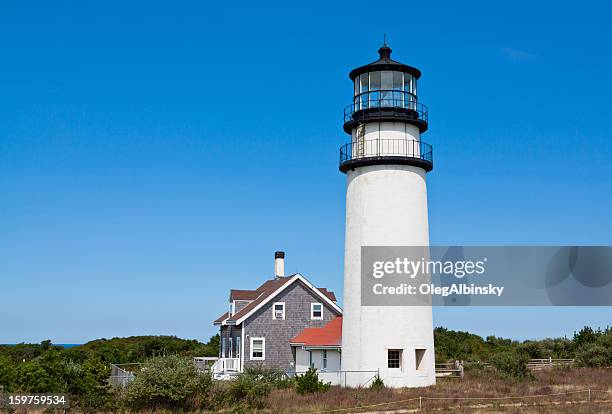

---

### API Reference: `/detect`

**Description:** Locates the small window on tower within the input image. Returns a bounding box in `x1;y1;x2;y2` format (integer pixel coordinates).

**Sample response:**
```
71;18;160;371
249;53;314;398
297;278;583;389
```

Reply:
415;349;426;371
370;71;381;90
360;74;369;109
388;349;402;369
404;74;412;94
393;71;404;105
381;71;393;106
360;73;369;94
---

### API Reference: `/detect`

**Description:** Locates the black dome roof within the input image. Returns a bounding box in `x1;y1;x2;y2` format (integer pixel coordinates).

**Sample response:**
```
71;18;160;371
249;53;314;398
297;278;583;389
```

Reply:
349;44;421;81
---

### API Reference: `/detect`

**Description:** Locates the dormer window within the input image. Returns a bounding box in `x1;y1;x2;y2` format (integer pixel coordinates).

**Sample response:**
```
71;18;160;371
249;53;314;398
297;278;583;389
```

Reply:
311;303;323;320
273;302;285;320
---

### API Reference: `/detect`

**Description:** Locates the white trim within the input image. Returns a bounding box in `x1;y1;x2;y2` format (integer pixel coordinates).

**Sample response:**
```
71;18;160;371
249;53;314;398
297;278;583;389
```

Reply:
311;303;323;320
232;274;342;325
250;337;265;361
290;344;341;351
213;313;229;326
272;302;285;320
322;349;328;370
240;326;245;372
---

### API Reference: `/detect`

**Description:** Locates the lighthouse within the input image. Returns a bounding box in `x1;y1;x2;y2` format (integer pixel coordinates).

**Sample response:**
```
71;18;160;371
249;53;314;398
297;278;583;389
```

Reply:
340;42;436;387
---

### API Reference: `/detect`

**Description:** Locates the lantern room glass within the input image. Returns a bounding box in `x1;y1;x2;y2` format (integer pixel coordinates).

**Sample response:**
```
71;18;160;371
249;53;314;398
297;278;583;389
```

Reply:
354;71;417;110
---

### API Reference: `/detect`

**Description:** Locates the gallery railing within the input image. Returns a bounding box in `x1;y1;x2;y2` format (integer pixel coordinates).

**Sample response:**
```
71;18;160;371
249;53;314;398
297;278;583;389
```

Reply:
339;138;433;172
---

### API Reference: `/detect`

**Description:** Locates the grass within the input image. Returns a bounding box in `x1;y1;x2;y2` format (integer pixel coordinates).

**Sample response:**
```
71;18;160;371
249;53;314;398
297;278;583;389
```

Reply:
264;367;612;413
8;368;611;413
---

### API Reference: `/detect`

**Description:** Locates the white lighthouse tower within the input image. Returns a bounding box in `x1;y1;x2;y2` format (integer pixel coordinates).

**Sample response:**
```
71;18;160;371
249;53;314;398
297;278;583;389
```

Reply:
340;42;436;387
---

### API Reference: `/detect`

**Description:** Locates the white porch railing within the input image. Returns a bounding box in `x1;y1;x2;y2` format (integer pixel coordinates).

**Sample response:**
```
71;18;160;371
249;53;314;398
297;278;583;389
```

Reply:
211;357;240;373
193;357;219;372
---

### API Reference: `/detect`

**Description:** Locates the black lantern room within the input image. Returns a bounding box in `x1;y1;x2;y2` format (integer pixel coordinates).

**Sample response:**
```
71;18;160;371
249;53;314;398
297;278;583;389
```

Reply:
339;43;433;173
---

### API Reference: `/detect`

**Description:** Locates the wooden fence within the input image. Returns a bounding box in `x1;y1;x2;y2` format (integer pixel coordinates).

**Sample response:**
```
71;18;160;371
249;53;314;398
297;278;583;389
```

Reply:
436;358;576;379
527;358;575;370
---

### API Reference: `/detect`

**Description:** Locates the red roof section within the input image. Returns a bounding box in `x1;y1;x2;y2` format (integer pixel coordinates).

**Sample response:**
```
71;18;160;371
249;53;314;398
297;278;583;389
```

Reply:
290;317;342;347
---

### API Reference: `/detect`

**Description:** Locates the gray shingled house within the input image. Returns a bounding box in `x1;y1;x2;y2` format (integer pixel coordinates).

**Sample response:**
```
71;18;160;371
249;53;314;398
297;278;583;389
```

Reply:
211;251;342;377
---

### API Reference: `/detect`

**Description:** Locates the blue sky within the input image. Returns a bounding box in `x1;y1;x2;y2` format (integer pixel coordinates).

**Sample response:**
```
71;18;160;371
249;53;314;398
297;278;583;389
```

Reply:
1;1;611;344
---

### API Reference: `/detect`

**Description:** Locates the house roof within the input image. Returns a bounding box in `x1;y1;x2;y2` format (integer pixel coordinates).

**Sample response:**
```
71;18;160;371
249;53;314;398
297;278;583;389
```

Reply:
318;288;337;302
230;289;258;301
290;317;342;347
228;276;294;323
230;284;336;303
215;274;342;326
213;311;229;325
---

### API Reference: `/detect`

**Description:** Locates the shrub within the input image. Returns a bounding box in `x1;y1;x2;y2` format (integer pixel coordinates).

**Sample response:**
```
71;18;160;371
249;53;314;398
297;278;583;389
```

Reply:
226;368;276;409
490;351;533;381
295;367;330;395
519;341;544;359
575;344;611;367
120;355;212;411
370;375;385;390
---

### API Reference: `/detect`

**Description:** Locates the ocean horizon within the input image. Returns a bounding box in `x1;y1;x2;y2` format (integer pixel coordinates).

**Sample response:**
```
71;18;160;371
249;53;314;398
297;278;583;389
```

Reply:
1;343;82;348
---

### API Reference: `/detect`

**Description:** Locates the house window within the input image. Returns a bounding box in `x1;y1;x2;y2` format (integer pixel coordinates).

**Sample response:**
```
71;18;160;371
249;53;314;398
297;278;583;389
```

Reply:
221;337;226;358
235;337;241;359
322;350;327;369
228;337;233;358
311;303;323;320
308;351;313;368
273;302;285;320
415;349;426;371
250;337;265;360
388;349;402;369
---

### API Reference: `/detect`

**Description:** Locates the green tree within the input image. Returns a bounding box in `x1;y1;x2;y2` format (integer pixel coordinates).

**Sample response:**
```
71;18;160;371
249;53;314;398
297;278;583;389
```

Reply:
14;361;57;393
0;355;16;392
575;344;611;367
490;351;533;381
573;326;601;347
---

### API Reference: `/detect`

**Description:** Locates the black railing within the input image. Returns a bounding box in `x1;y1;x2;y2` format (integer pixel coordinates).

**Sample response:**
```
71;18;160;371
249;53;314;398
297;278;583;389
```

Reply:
344;90;428;124
339;138;433;172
